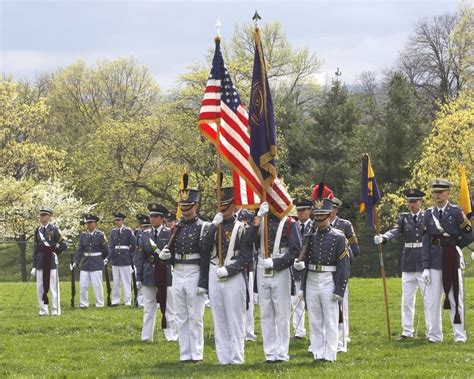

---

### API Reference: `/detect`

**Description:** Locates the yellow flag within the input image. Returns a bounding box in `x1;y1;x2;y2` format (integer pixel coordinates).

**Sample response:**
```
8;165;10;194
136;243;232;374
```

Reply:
459;164;472;217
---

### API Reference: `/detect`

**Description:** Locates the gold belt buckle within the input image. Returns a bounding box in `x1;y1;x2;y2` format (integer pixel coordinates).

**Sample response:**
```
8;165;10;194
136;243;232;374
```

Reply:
181;254;187;261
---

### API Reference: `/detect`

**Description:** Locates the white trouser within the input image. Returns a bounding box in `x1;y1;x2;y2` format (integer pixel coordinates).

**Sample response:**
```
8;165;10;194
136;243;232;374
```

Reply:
112;265;132;305
163;286;178;341
400;271;430;338
137;286;145;307
256;261;291;362
209;265;246;365
428;268;466;342
306;272;339;361
36;269;60;316
79;270;104;307
291;280;306;338
141;285;178;342
172;264;206;361
337;284;349;352
245;271;256;341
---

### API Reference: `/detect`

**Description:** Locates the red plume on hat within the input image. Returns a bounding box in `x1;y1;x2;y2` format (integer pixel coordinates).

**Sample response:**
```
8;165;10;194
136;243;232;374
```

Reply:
311;182;334;201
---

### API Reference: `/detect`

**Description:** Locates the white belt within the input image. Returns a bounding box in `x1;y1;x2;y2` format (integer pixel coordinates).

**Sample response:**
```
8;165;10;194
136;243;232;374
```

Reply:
84;252;102;257
404;242;422;248
308;264;336;272
114;245;129;249
257;247;288;258
175;253;200;260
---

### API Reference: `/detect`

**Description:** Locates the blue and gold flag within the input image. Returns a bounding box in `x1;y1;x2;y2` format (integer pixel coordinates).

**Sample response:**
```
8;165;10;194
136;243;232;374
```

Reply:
359;154;381;228
249;26;277;188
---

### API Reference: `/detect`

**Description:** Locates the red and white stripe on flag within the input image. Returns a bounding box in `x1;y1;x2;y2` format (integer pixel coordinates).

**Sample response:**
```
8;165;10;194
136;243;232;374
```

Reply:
198;79;293;217
233;170;260;208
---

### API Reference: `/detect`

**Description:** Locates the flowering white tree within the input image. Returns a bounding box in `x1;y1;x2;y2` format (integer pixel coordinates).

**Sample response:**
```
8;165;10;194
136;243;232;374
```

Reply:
0;177;88;281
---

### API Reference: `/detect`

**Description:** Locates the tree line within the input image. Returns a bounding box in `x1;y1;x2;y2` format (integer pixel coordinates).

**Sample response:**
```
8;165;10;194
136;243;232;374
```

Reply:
1;8;472;280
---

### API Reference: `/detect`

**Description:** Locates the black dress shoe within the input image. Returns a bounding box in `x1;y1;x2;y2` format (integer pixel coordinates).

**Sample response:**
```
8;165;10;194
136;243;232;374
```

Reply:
396;335;412;341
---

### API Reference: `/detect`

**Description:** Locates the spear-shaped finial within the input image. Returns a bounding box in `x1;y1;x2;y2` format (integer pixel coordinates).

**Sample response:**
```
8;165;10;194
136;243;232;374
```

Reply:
215;18;222;39
252;10;261;27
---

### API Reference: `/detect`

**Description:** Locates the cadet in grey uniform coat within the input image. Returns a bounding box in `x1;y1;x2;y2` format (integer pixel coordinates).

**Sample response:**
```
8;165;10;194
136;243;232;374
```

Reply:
202;187;253;365
71;214;108;308
105;212;137;306
330;197;360;351
422;179;473;343
294;198;350;362
134;214;151;307
159;188;210;362
136;204;177;342
375;189;430;340
245;202;302;362
31;207;68;316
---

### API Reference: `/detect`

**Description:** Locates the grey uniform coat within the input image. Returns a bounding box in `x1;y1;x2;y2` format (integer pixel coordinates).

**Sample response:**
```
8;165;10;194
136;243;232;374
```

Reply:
332;216;360;260
136;226;173;287
202;216;253;277
303;226;350;298
384;211;425;272
74;230;108;272
422;203;473;270
32;224;68;269
107;227;137;266
170;217;210;291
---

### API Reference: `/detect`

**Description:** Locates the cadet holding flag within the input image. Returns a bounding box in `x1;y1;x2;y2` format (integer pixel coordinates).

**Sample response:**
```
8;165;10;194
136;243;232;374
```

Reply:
32;207;68;316
203;187;252;365
374;189;430;340
422;179;473;343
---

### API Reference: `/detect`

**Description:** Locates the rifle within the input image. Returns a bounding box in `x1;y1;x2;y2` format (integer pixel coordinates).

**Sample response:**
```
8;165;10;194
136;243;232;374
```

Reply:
70;254;76;307
297;221;318;262
130;252;138;307
104;263;112;307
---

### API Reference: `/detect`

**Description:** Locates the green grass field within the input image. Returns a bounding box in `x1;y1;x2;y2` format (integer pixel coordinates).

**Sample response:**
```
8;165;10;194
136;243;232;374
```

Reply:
1;278;473;378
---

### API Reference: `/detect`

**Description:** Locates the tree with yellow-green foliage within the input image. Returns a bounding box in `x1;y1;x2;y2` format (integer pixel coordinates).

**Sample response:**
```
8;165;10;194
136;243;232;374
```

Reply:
378;90;473;228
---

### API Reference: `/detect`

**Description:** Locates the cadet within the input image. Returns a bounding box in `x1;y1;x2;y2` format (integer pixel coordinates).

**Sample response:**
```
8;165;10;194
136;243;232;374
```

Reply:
330;197;360;351
203;187;252;365
294;198;350;362
136;204;177;342
159;188;210;362
246;202;302;362
31;207;68;316
71;214;108;308
374;189;430;340
291;198;313;339
105;212;137;306
134;214;151;307
422;179;473;343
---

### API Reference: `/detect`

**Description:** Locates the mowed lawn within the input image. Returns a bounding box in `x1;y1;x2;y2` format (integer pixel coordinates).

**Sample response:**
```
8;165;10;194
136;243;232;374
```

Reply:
0;278;473;378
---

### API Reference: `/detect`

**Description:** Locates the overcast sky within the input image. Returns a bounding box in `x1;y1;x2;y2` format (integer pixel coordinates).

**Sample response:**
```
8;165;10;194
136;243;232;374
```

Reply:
1;0;459;90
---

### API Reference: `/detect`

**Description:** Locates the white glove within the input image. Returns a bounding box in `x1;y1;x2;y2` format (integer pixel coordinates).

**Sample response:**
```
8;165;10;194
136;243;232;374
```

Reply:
103;258;109;265
263;257;273;269
136;281;142;290
196;287;207;296
471;252;474;261
422;269;431;285
212;212;224;226
130;267;135;274
257;202;269;217
30;268;36;277
293;259;305;271
298;290;304;299
332;293;343;302
69;263;76;271
159;248;171;260
216;266;229;278
374;234;384;244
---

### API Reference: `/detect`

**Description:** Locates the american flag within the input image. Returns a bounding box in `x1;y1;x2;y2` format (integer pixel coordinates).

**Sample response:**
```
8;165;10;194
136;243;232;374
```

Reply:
198;38;293;217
